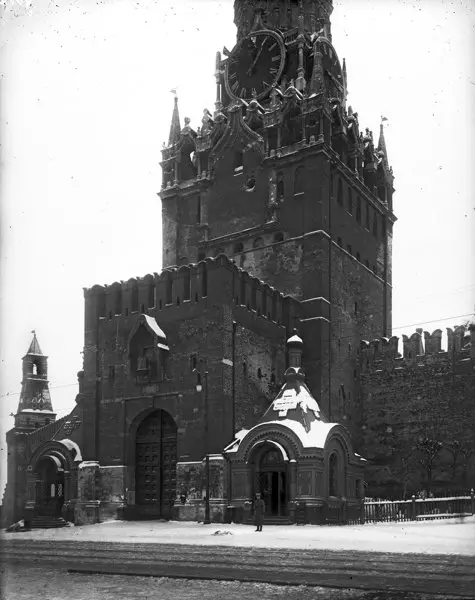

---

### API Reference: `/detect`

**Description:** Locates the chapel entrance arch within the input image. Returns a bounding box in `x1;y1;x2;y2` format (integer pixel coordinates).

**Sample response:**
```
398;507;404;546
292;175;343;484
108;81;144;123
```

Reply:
34;456;65;517
135;409;177;519
254;443;288;518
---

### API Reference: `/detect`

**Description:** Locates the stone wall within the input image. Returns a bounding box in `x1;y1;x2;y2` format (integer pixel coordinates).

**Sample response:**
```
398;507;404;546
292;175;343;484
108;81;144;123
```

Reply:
360;326;475;498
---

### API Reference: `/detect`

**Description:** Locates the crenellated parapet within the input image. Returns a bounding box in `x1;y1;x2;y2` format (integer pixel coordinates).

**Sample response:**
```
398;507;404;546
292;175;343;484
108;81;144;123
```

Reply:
360;324;475;373
84;254;302;333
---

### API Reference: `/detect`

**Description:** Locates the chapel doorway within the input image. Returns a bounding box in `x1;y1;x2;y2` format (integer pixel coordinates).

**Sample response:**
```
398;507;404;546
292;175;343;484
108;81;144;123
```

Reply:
135;409;177;519
258;446;288;517
35;456;65;517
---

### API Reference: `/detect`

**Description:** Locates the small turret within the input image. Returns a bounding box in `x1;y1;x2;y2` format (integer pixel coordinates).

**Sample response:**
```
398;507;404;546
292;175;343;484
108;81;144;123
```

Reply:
15;331;56;432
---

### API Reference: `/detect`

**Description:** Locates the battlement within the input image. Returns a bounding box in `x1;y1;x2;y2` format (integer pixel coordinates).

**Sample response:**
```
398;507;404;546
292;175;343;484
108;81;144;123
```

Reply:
360;324;475;373
84;254;301;331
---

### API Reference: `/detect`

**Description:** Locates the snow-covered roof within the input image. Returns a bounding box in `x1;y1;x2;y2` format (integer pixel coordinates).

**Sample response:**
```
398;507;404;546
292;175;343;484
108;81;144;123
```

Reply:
58;438;83;462
143;314;166;339
225;370;342;454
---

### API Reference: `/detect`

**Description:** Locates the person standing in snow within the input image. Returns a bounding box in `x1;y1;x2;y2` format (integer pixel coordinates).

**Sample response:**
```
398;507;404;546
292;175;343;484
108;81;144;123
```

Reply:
254;492;266;532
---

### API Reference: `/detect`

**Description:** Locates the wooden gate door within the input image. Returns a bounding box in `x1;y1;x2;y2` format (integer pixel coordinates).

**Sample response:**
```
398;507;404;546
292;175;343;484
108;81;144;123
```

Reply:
160;412;177;519
135;410;177;518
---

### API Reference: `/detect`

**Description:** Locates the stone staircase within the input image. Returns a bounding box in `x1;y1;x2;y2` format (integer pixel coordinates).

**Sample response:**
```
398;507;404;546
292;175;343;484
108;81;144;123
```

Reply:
30;516;70;529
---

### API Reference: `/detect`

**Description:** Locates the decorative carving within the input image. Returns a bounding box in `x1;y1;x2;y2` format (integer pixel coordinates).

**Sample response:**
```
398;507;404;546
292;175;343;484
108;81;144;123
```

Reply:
63;415;81;436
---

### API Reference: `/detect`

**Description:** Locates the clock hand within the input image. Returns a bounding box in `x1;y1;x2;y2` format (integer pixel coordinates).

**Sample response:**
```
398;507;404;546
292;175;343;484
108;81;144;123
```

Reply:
247;38;267;76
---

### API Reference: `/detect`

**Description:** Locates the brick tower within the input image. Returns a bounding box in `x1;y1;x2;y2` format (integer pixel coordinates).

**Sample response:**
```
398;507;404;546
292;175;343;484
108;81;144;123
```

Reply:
14;332;56;432
159;0;396;426
2;333;56;525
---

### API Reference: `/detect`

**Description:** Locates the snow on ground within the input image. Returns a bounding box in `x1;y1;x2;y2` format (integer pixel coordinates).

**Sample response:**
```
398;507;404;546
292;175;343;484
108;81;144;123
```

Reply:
3;516;475;556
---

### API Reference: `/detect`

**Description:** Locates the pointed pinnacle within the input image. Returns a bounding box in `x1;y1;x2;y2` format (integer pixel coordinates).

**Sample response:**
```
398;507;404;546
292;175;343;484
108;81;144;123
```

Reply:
27;331;43;356
378;122;389;165
167;95;181;147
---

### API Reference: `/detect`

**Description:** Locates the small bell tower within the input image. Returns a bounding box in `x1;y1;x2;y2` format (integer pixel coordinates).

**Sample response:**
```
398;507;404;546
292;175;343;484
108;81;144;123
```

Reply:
14;331;56;432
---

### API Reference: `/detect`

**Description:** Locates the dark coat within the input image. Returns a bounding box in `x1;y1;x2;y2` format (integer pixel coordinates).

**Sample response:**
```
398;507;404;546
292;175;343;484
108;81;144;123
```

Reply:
254;498;266;525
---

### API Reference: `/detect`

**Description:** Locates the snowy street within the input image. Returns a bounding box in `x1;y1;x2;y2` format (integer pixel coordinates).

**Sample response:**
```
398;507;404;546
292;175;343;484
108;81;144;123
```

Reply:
3;516;475;555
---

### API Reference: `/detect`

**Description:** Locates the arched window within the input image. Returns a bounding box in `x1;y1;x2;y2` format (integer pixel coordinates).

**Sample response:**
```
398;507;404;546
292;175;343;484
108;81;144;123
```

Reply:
356;252;361;261
294;166;305;195
253;237;264;249
276;171;284;200
233;242;244;254
251;282;257;309
273;232;284;243
198;251;206;262
196;195;201;224
337;237;342;246
365;203;370;229
337;179;343;205
347;188;353;214
200;263;208;297
329;453;338;496
261;290;267;316
347;244;352;255
356;197;362;223
214;247;225;257
32;363;38;376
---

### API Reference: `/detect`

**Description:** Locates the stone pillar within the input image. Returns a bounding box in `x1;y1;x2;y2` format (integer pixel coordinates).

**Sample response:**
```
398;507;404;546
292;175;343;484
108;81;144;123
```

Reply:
288;460;298;523
75;461;101;525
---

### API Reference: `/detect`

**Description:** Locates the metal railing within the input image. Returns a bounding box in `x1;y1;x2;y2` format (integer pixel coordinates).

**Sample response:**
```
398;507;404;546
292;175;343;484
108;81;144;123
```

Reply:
363;490;475;524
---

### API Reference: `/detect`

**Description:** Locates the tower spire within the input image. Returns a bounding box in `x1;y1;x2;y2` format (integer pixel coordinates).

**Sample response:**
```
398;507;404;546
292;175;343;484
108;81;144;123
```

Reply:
26;330;43;356
167;92;181;147
378;119;389;167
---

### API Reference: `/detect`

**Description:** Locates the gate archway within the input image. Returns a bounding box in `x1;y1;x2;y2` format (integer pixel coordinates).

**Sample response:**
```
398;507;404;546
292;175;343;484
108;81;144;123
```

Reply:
34;456;65;517
135;409;177;519
253;442;288;518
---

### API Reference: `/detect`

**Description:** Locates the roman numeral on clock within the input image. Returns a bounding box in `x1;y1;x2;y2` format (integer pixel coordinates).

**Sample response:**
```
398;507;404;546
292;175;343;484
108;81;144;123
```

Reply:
240;87;247;97
269;42;277;51
271;55;280;62
270;67;277;76
229;71;237;81
231;81;239;93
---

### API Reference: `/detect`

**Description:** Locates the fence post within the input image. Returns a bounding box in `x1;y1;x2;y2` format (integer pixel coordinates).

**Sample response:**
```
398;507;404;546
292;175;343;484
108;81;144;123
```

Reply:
360;499;365;525
471;489;474;516
411;495;416;520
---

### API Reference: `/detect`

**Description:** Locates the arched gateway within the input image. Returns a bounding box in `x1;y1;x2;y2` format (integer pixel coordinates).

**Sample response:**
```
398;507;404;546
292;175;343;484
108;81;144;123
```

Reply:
34;456;65;517
134;409;177;519
254;443;288;517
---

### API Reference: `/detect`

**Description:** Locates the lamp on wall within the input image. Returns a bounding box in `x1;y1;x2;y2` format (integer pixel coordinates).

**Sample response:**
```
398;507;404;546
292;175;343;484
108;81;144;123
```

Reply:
194;367;210;524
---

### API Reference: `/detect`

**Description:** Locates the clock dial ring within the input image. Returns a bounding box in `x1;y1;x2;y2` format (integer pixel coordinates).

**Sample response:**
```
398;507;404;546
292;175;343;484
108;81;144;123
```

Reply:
225;30;285;102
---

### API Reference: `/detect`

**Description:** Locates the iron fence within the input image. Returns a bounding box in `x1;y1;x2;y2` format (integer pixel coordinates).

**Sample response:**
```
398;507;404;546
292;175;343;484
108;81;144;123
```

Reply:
363;490;474;524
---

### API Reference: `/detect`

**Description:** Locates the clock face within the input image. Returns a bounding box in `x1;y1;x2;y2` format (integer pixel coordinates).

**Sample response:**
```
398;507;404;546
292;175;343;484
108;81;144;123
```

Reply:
226;30;285;102
320;42;343;101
